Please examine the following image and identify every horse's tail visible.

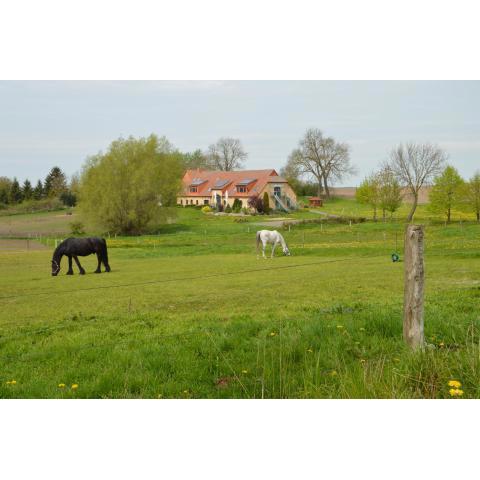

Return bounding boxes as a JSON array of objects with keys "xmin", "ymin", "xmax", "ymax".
[
  {"xmin": 101, "ymin": 238, "xmax": 110, "ymax": 271},
  {"xmin": 256, "ymin": 230, "xmax": 261, "ymax": 254}
]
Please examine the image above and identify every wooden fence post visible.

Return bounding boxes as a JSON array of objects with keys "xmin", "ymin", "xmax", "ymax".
[{"xmin": 403, "ymin": 225, "xmax": 425, "ymax": 350}]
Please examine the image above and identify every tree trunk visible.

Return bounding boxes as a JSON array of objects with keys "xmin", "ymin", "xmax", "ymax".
[
  {"xmin": 447, "ymin": 207, "xmax": 451, "ymax": 224},
  {"xmin": 316, "ymin": 178, "xmax": 323, "ymax": 197},
  {"xmin": 406, "ymin": 193, "xmax": 418, "ymax": 222},
  {"xmin": 373, "ymin": 206, "xmax": 377, "ymax": 222},
  {"xmin": 323, "ymin": 174, "xmax": 330, "ymax": 199},
  {"xmin": 403, "ymin": 225, "xmax": 425, "ymax": 350},
  {"xmin": 477, "ymin": 211, "xmax": 479, "ymax": 222}
]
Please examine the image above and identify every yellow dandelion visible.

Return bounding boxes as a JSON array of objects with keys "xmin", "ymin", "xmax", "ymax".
[
  {"xmin": 10, "ymin": 380, "xmax": 17, "ymax": 385},
  {"xmin": 71, "ymin": 384, "xmax": 78, "ymax": 390},
  {"xmin": 241, "ymin": 370, "xmax": 248, "ymax": 374},
  {"xmin": 269, "ymin": 332, "xmax": 276, "ymax": 337},
  {"xmin": 439, "ymin": 342, "xmax": 445, "ymax": 347},
  {"xmin": 448, "ymin": 380, "xmax": 461, "ymax": 388},
  {"xmin": 449, "ymin": 388, "xmax": 464, "ymax": 397},
  {"xmin": 330, "ymin": 370, "xmax": 338, "ymax": 376},
  {"xmin": 336, "ymin": 325, "xmax": 344, "ymax": 329},
  {"xmin": 58, "ymin": 383, "xmax": 66, "ymax": 388},
  {"xmin": 360, "ymin": 359, "xmax": 366, "ymax": 363}
]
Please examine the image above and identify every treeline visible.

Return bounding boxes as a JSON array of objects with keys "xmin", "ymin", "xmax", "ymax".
[
  {"xmin": 0, "ymin": 166, "xmax": 77, "ymax": 209},
  {"xmin": 356, "ymin": 147, "xmax": 480, "ymax": 223}
]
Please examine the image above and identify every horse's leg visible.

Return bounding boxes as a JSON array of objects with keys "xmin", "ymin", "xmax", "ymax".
[
  {"xmin": 271, "ymin": 242, "xmax": 276, "ymax": 258},
  {"xmin": 73, "ymin": 256, "xmax": 86, "ymax": 275},
  {"xmin": 94, "ymin": 253, "xmax": 101, "ymax": 273},
  {"xmin": 262, "ymin": 241, "xmax": 267, "ymax": 259},
  {"xmin": 66, "ymin": 255, "xmax": 73, "ymax": 275}
]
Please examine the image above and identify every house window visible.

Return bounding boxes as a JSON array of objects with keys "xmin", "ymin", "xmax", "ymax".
[
  {"xmin": 189, "ymin": 186, "xmax": 198, "ymax": 193},
  {"xmin": 237, "ymin": 186, "xmax": 247, "ymax": 193},
  {"xmin": 180, "ymin": 199, "xmax": 183, "ymax": 205},
  {"xmin": 204, "ymin": 199, "xmax": 209, "ymax": 205},
  {"xmin": 190, "ymin": 199, "xmax": 193, "ymax": 205},
  {"xmin": 196, "ymin": 200, "xmax": 199, "ymax": 205}
]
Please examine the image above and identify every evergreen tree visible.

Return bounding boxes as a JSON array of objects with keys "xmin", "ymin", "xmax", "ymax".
[
  {"xmin": 22, "ymin": 179, "xmax": 33, "ymax": 200},
  {"xmin": 428, "ymin": 165, "xmax": 465, "ymax": 223},
  {"xmin": 263, "ymin": 191, "xmax": 271, "ymax": 214},
  {"xmin": 33, "ymin": 179, "xmax": 44, "ymax": 200},
  {"xmin": 44, "ymin": 167, "xmax": 67, "ymax": 197},
  {"xmin": 9, "ymin": 177, "xmax": 23, "ymax": 203}
]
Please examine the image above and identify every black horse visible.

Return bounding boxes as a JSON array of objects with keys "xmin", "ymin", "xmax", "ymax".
[{"xmin": 51, "ymin": 237, "xmax": 111, "ymax": 276}]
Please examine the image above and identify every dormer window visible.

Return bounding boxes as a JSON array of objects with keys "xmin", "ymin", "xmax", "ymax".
[
  {"xmin": 189, "ymin": 186, "xmax": 198, "ymax": 193},
  {"xmin": 237, "ymin": 186, "xmax": 247, "ymax": 193}
]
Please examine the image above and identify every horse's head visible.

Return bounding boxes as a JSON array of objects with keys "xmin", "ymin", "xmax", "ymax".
[
  {"xmin": 283, "ymin": 246, "xmax": 291, "ymax": 256},
  {"xmin": 51, "ymin": 259, "xmax": 60, "ymax": 276}
]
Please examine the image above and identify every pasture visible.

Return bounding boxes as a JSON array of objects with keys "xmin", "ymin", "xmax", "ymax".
[{"xmin": 1, "ymin": 203, "xmax": 479, "ymax": 398}]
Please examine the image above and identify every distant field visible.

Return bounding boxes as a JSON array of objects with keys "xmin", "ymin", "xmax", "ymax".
[{"xmin": 1, "ymin": 206, "xmax": 479, "ymax": 398}]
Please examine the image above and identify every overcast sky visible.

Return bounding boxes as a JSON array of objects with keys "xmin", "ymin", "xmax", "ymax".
[{"xmin": 0, "ymin": 81, "xmax": 479, "ymax": 186}]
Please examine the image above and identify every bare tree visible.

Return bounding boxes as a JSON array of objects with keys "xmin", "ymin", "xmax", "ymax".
[
  {"xmin": 288, "ymin": 128, "xmax": 355, "ymax": 198},
  {"xmin": 388, "ymin": 143, "xmax": 447, "ymax": 222},
  {"xmin": 207, "ymin": 137, "xmax": 247, "ymax": 171}
]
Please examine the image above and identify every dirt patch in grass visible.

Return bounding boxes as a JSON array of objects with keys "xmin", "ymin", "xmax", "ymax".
[{"xmin": 0, "ymin": 239, "xmax": 47, "ymax": 251}]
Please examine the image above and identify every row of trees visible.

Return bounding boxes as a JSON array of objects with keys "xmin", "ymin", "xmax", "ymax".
[
  {"xmin": 356, "ymin": 143, "xmax": 480, "ymax": 222},
  {"xmin": 0, "ymin": 167, "xmax": 76, "ymax": 206}
]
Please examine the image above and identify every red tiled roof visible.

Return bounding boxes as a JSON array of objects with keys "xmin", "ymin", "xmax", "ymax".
[{"xmin": 181, "ymin": 169, "xmax": 287, "ymax": 197}]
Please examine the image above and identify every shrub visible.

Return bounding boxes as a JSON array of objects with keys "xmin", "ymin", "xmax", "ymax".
[
  {"xmin": 201, "ymin": 205, "xmax": 212, "ymax": 213},
  {"xmin": 263, "ymin": 192, "xmax": 271, "ymax": 214},
  {"xmin": 70, "ymin": 221, "xmax": 86, "ymax": 235},
  {"xmin": 248, "ymin": 194, "xmax": 264, "ymax": 213},
  {"xmin": 232, "ymin": 198, "xmax": 242, "ymax": 213},
  {"xmin": 225, "ymin": 204, "xmax": 232, "ymax": 213}
]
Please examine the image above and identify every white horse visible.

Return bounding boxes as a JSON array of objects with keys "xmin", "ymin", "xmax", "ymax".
[{"xmin": 256, "ymin": 230, "xmax": 291, "ymax": 259}]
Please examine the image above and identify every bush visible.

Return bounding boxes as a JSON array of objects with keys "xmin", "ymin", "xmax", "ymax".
[
  {"xmin": 70, "ymin": 221, "xmax": 86, "ymax": 235},
  {"xmin": 248, "ymin": 195, "xmax": 264, "ymax": 213},
  {"xmin": 225, "ymin": 204, "xmax": 232, "ymax": 213},
  {"xmin": 201, "ymin": 205, "xmax": 212, "ymax": 213},
  {"xmin": 263, "ymin": 192, "xmax": 271, "ymax": 214},
  {"xmin": 232, "ymin": 198, "xmax": 242, "ymax": 213}
]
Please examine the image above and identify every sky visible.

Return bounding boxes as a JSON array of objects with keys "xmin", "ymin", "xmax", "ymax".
[{"xmin": 0, "ymin": 80, "xmax": 479, "ymax": 186}]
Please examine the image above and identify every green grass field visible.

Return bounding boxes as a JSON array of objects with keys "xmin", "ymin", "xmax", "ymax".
[{"xmin": 1, "ymin": 201, "xmax": 479, "ymax": 398}]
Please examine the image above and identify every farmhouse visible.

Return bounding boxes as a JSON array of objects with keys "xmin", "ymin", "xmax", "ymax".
[{"xmin": 178, "ymin": 169, "xmax": 297, "ymax": 211}]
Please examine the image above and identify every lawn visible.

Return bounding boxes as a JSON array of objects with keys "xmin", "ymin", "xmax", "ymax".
[{"xmin": 0, "ymin": 205, "xmax": 479, "ymax": 398}]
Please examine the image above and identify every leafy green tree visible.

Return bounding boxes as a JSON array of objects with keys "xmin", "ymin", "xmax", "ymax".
[
  {"xmin": 0, "ymin": 177, "xmax": 12, "ymax": 204},
  {"xmin": 79, "ymin": 134, "xmax": 184, "ymax": 234},
  {"xmin": 33, "ymin": 180, "xmax": 44, "ymax": 200},
  {"xmin": 356, "ymin": 174, "xmax": 380, "ymax": 221},
  {"xmin": 428, "ymin": 165, "xmax": 465, "ymax": 223},
  {"xmin": 377, "ymin": 168, "xmax": 402, "ymax": 220},
  {"xmin": 263, "ymin": 191, "xmax": 270, "ymax": 214},
  {"xmin": 44, "ymin": 167, "xmax": 67, "ymax": 197},
  {"xmin": 9, "ymin": 178, "xmax": 23, "ymax": 204},
  {"xmin": 22, "ymin": 179, "xmax": 33, "ymax": 200},
  {"xmin": 182, "ymin": 149, "xmax": 211, "ymax": 170},
  {"xmin": 464, "ymin": 172, "xmax": 480, "ymax": 222}
]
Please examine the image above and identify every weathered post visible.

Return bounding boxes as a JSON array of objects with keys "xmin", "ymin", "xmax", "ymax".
[{"xmin": 403, "ymin": 225, "xmax": 425, "ymax": 350}]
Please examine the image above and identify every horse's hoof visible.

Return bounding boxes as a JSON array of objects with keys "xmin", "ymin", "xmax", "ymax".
[
  {"xmin": 94, "ymin": 270, "xmax": 101, "ymax": 274},
  {"xmin": 66, "ymin": 271, "xmax": 73, "ymax": 275},
  {"xmin": 79, "ymin": 270, "xmax": 86, "ymax": 275}
]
